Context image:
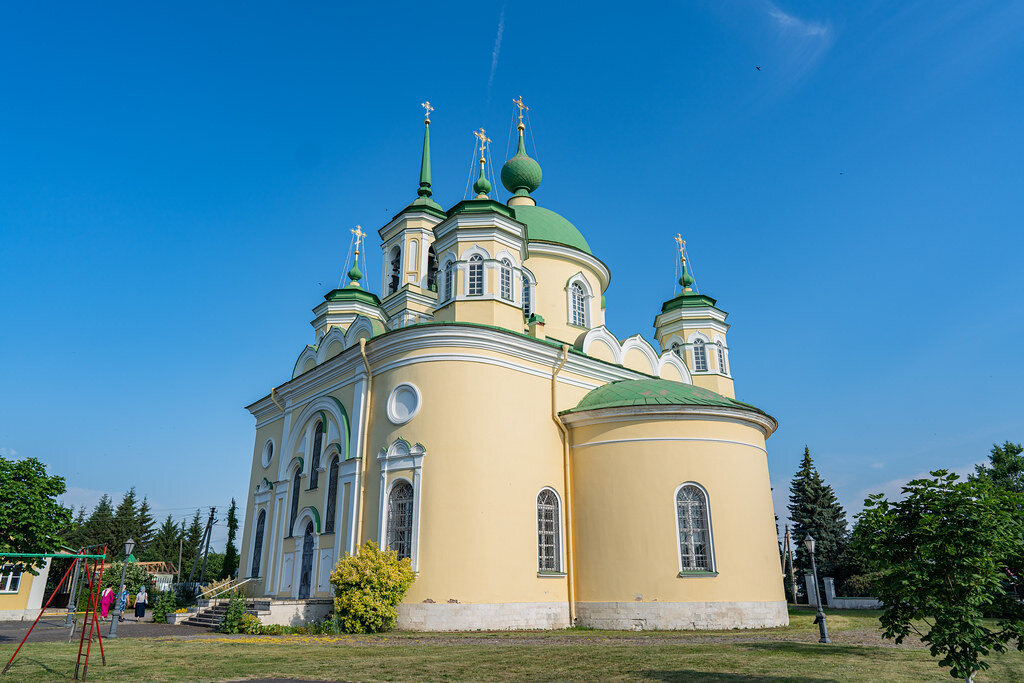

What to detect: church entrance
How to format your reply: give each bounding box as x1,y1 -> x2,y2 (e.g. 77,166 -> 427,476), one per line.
298,521 -> 314,599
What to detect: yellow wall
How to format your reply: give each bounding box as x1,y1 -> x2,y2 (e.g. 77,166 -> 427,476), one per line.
521,253 -> 604,343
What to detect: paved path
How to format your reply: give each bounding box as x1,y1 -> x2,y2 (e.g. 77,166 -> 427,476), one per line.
0,617 -> 211,644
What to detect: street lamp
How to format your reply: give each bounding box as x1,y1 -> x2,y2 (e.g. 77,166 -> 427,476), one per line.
108,538 -> 135,639
804,535 -> 830,643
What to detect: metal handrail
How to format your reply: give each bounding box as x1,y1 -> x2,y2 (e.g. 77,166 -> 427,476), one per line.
199,577 -> 254,600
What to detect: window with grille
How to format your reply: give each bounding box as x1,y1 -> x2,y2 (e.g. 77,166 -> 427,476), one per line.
468,254 -> 484,295
386,481 -> 415,560
250,510 -> 266,577
692,340 -> 708,372
426,246 -> 437,291
388,246 -> 401,295
289,469 -> 301,536
537,489 -> 561,572
325,456 -> 339,533
0,565 -> 22,593
676,485 -> 713,571
309,421 -> 323,489
522,275 -> 532,317
717,342 -> 727,374
500,259 -> 513,301
443,261 -> 454,301
570,282 -> 586,327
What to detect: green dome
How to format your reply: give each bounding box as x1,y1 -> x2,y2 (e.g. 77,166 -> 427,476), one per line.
501,131 -> 542,194
563,379 -> 762,414
512,205 -> 591,255
473,164 -> 492,196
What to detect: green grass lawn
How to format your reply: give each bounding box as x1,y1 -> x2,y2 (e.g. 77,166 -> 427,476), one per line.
4,608 -> 1023,681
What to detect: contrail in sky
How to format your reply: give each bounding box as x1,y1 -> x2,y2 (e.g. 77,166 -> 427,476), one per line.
485,4 -> 506,109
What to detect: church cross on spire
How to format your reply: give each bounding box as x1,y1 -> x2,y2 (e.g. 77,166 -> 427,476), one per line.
351,225 -> 366,255
473,127 -> 491,159
421,100 -> 434,124
346,225 -> 367,287
675,233 -> 695,291
513,96 -> 528,130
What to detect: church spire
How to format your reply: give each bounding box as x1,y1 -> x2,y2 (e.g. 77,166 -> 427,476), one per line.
501,96 -> 542,206
418,101 -> 434,198
345,225 -> 366,289
674,233 -> 694,292
472,128 -> 492,199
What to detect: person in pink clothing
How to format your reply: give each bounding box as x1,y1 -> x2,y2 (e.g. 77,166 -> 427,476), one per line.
100,587 -> 115,619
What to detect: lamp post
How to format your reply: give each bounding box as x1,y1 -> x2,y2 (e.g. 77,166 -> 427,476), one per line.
108,538 -> 135,638
804,535 -> 830,643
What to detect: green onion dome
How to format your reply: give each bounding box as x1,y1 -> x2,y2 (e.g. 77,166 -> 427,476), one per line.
501,129 -> 542,195
473,162 -> 492,196
680,262 -> 694,288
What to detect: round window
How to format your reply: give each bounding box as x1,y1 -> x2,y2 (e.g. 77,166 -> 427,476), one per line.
261,439 -> 274,468
387,383 -> 421,425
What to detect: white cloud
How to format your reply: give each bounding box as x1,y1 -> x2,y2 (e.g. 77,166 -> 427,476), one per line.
767,2 -> 831,38
0,447 -> 18,457
869,462 -> 885,469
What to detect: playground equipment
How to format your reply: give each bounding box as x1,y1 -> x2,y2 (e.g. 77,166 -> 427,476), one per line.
2,546 -> 108,680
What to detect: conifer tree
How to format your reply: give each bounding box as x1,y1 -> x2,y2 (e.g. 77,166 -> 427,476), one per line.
84,494 -> 116,552
182,509 -> 205,573
112,488 -> 139,558
136,497 -> 156,551
220,498 -> 239,580
787,446 -> 848,585
148,515 -> 182,568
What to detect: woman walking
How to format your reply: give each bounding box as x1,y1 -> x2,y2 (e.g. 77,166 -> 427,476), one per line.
134,586 -> 148,622
100,586 -> 114,620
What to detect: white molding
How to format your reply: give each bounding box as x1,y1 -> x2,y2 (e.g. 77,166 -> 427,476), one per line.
579,326 -> 623,364
571,436 -> 767,455
619,334 -> 659,375
245,507 -> 267,579
376,439 -> 426,571
377,211 -> 443,243
565,272 -> 594,328
292,346 -> 318,380
560,404 -> 777,437
674,482 -> 716,574
536,486 -> 566,574
261,438 -> 275,468
279,397 -> 347,482
386,382 -> 422,425
526,241 -> 610,291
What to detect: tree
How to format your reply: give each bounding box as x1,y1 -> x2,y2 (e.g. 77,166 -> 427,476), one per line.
182,509 -> 205,574
136,497 -> 156,551
220,498 -> 239,580
856,471 -> 1024,682
146,515 -> 182,568
970,441 -> 1024,494
83,494 -> 116,553
330,541 -> 416,633
112,488 -> 140,558
787,446 -> 848,587
0,456 -> 71,571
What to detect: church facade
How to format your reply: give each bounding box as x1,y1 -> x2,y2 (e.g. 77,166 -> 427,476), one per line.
237,106 -> 786,631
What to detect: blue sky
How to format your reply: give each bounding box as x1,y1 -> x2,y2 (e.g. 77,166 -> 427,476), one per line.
2,1 -> 1022,546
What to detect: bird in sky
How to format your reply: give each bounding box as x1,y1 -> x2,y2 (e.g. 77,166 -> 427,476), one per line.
755,66 -> 761,71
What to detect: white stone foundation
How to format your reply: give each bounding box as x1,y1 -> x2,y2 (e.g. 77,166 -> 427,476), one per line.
397,601 -> 570,631
261,598 -> 333,626
0,609 -> 44,622
575,600 -> 789,630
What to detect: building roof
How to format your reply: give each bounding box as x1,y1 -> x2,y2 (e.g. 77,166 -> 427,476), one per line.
562,378 -> 762,414
512,205 -> 592,255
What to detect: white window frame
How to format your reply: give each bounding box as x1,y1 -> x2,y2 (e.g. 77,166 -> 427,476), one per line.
716,341 -> 728,375
376,439 -> 426,571
467,254 -> 484,296
443,259 -> 454,302
521,268 -> 536,318
0,565 -> 22,593
249,508 -> 267,578
499,258 -> 513,301
674,482 -> 716,574
384,478 -> 415,561
565,273 -> 593,328
536,487 -> 565,574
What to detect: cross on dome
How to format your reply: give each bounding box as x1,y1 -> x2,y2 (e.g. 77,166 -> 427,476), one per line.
420,101 -> 434,123
513,95 -> 529,130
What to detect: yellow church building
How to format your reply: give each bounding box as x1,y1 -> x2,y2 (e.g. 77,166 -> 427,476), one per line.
238,103 -> 786,630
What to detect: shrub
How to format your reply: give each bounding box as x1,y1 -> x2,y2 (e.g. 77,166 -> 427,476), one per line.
841,571 -> 883,597
240,613 -> 262,634
151,591 -> 180,623
218,591 -> 247,634
173,582 -> 201,607
330,540 -> 415,634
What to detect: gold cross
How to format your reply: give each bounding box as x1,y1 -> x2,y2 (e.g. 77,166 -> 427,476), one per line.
513,96 -> 528,126
674,233 -> 687,264
420,101 -> 434,122
473,128 -> 491,157
351,225 -> 366,254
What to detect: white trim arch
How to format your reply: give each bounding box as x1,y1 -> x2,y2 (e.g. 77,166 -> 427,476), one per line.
293,345 -> 318,379
344,315 -> 377,349
657,351 -> 693,384
579,326 -> 623,364
376,438 -> 426,570
316,326 -> 347,364
565,272 -> 594,328
536,486 -> 566,574
279,396 -> 350,482
620,334 -> 659,375
459,244 -> 491,261
294,505 -> 321,535
673,481 -> 716,574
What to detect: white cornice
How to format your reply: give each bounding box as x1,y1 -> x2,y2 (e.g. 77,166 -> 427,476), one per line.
378,212 -> 443,242
526,242 -> 611,292
560,404 -> 777,438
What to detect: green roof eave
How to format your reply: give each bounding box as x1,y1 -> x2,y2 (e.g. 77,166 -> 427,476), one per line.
660,291 -> 719,313
324,287 -> 382,306
559,378 -> 768,417
398,198 -> 447,219
446,198 -> 514,219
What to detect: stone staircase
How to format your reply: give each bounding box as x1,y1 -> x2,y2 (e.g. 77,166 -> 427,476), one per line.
181,598 -> 271,629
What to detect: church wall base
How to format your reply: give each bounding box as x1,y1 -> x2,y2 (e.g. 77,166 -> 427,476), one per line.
261,598 -> 333,626
575,600 -> 789,630
397,601 -> 570,631
0,609 -> 44,622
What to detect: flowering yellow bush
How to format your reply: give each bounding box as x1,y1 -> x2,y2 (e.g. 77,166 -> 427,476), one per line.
174,608 -> 188,614
241,612 -> 262,635
330,540 -> 416,634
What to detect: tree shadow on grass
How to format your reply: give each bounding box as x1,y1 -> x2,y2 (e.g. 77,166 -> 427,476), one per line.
743,642 -> 896,659
640,671 -> 834,682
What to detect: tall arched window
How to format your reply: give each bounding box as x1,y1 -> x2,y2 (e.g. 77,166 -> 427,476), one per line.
388,246 -> 401,295
289,468 -> 301,536
426,246 -> 437,291
386,481 -> 414,560
676,484 -> 713,571
522,275 -> 532,317
716,342 -> 727,374
537,489 -> 561,572
500,259 -> 513,301
250,509 -> 266,577
443,261 -> 454,301
692,339 -> 708,372
324,456 -> 339,533
570,282 -> 586,327
468,254 -> 484,296
309,421 -> 323,489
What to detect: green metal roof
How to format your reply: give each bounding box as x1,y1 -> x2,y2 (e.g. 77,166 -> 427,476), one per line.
512,205 -> 592,255
561,378 -> 763,415
660,291 -> 718,313
324,285 -> 381,307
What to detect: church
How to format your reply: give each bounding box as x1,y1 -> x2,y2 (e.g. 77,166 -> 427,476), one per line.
238,101 -> 786,631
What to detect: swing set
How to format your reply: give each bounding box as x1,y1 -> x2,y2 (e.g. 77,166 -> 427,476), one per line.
2,545 -> 109,680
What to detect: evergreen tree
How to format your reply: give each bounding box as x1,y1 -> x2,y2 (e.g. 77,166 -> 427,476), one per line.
970,441 -> 1024,494
220,498 -> 239,580
144,515 -> 181,567
136,496 -> 156,551
83,494 -> 116,553
787,446 -> 848,587
112,488 -> 139,558
182,509 -> 205,576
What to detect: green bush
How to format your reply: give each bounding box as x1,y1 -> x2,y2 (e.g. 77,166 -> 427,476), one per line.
240,613 -> 262,634
840,572 -> 883,597
329,540 -> 415,634
151,591 -> 179,623
218,591 -> 247,634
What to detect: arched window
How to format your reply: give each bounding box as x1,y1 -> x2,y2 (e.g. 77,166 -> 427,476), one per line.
250,509 -> 266,577
324,456 -> 339,533
289,468 -> 301,536
386,481 -> 415,560
309,421 -> 323,489
388,246 -> 401,295
570,282 -> 586,327
537,489 -> 561,572
676,485 -> 713,571
522,275 -> 532,317
426,246 -> 437,291
692,339 -> 708,372
298,521 -> 315,599
468,254 -> 484,296
500,259 -> 513,301
443,260 -> 454,302
716,342 -> 727,374
671,342 -> 682,359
